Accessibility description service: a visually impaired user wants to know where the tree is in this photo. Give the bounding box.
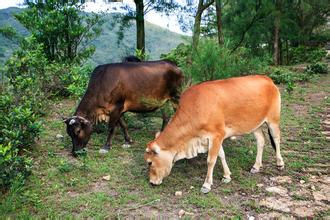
[272,0,282,65]
[118,0,179,57]
[192,0,214,49]
[215,0,223,45]
[15,0,104,64]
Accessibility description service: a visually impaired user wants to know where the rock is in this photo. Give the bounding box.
[292,206,315,218]
[230,136,237,140]
[102,175,111,181]
[248,216,255,220]
[190,186,194,190]
[259,197,292,213]
[270,176,292,184]
[178,209,185,218]
[56,134,64,139]
[265,186,288,196]
[175,191,183,197]
[311,185,316,191]
[300,180,306,184]
[258,212,293,219]
[257,183,264,188]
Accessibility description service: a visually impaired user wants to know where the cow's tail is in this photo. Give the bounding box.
[268,127,276,151]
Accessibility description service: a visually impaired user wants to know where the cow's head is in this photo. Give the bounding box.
[64,116,93,156]
[144,141,174,185]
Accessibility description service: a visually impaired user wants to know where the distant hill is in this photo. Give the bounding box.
[0,7,188,65]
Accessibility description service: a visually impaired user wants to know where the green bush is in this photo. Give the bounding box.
[306,62,328,74]
[0,91,41,190]
[268,67,311,84]
[290,46,327,64]
[60,64,93,97]
[189,40,268,82]
[161,43,192,68]
[0,143,32,189]
[161,40,269,84]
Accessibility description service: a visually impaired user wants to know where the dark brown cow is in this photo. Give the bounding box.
[64,60,183,156]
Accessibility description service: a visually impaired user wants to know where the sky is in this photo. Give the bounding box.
[0,0,192,35]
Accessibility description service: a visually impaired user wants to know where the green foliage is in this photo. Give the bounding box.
[4,36,49,113]
[188,40,268,82]
[306,62,328,74]
[290,46,327,64]
[60,65,93,97]
[135,48,150,61]
[160,43,192,68]
[14,0,104,64]
[268,67,311,84]
[0,90,40,190]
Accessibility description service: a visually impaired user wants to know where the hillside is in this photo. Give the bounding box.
[0,7,188,65]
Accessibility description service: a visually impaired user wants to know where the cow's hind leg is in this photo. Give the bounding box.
[268,122,284,170]
[99,104,123,154]
[219,146,232,183]
[201,135,225,194]
[250,127,265,173]
[118,116,133,148]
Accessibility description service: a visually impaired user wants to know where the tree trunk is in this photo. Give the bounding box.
[135,0,145,54]
[215,0,223,45]
[273,0,281,65]
[192,0,214,50]
[192,0,203,50]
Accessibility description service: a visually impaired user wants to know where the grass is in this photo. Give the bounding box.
[0,74,329,218]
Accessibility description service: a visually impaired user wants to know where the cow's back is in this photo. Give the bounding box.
[80,61,183,115]
[171,75,280,137]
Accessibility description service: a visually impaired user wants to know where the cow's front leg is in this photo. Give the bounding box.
[118,116,133,148]
[99,105,123,154]
[201,136,223,194]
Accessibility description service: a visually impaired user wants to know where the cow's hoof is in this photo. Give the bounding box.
[277,165,285,170]
[250,167,260,174]
[99,148,109,154]
[222,177,231,184]
[200,186,211,194]
[122,143,131,148]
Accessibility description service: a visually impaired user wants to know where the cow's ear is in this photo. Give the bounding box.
[151,143,160,154]
[155,131,161,138]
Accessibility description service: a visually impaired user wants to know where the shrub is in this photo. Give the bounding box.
[0,143,32,189]
[60,64,93,97]
[290,46,327,64]
[161,40,269,84]
[268,67,311,84]
[0,91,41,190]
[188,40,268,82]
[306,62,328,74]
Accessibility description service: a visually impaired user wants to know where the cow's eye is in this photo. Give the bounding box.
[148,161,152,166]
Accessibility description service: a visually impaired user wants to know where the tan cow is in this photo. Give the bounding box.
[144,75,284,193]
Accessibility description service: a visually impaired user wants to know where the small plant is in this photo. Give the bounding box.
[135,49,150,61]
[306,62,328,74]
[290,46,327,64]
[58,160,74,173]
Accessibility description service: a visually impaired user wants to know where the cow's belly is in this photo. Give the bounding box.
[124,97,169,112]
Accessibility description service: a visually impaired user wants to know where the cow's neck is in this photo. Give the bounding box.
[74,94,97,125]
[156,121,211,163]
